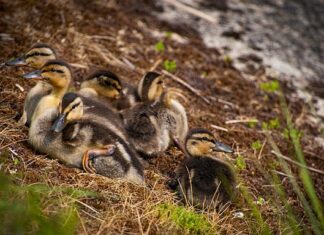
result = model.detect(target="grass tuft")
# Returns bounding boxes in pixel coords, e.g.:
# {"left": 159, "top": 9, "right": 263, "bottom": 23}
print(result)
{"left": 156, "top": 203, "right": 215, "bottom": 234}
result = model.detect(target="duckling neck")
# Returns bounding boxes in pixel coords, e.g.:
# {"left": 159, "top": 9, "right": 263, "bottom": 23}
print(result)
{"left": 52, "top": 86, "right": 68, "bottom": 98}
{"left": 31, "top": 86, "right": 67, "bottom": 122}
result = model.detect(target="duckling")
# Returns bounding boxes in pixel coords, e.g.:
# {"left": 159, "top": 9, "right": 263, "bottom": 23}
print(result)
{"left": 120, "top": 73, "right": 188, "bottom": 156}
{"left": 80, "top": 70, "right": 123, "bottom": 102}
{"left": 51, "top": 93, "right": 144, "bottom": 183}
{"left": 80, "top": 71, "right": 161, "bottom": 110}
{"left": 171, "top": 128, "right": 236, "bottom": 209}
{"left": 5, "top": 43, "right": 57, "bottom": 126}
{"left": 24, "top": 60, "right": 80, "bottom": 166}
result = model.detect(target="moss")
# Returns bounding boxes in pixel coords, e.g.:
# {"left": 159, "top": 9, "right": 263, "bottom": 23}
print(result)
{"left": 157, "top": 203, "right": 215, "bottom": 234}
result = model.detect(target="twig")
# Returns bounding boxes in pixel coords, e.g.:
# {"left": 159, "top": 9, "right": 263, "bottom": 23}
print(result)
{"left": 257, "top": 139, "right": 267, "bottom": 160}
{"left": 163, "top": 0, "right": 217, "bottom": 24}
{"left": 15, "top": 83, "right": 24, "bottom": 92}
{"left": 91, "top": 44, "right": 141, "bottom": 74}
{"left": 225, "top": 119, "right": 258, "bottom": 124}
{"left": 69, "top": 63, "right": 89, "bottom": 69}
{"left": 149, "top": 58, "right": 163, "bottom": 71}
{"left": 76, "top": 209, "right": 89, "bottom": 235}
{"left": 271, "top": 150, "right": 324, "bottom": 175}
{"left": 122, "top": 57, "right": 136, "bottom": 70}
{"left": 161, "top": 70, "right": 210, "bottom": 104}
{"left": 136, "top": 208, "right": 144, "bottom": 235}
{"left": 81, "top": 209, "right": 104, "bottom": 223}
{"left": 74, "top": 198, "right": 100, "bottom": 214}
{"left": 271, "top": 170, "right": 292, "bottom": 178}
{"left": 210, "top": 124, "right": 228, "bottom": 132}
{"left": 208, "top": 96, "right": 238, "bottom": 108}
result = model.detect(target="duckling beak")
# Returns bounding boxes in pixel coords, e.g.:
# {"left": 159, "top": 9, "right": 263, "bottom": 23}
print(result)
{"left": 213, "top": 141, "right": 233, "bottom": 153}
{"left": 22, "top": 70, "right": 42, "bottom": 79}
{"left": 5, "top": 56, "right": 27, "bottom": 66}
{"left": 51, "top": 113, "right": 67, "bottom": 132}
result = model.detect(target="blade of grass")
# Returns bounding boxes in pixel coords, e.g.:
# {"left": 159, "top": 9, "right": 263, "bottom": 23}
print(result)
{"left": 265, "top": 131, "right": 322, "bottom": 234}
{"left": 278, "top": 88, "right": 324, "bottom": 228}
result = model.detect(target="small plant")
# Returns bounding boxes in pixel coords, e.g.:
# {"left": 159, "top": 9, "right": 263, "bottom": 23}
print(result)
{"left": 247, "top": 119, "right": 258, "bottom": 128}
{"left": 235, "top": 155, "right": 246, "bottom": 170}
{"left": 165, "top": 31, "right": 173, "bottom": 39}
{"left": 163, "top": 59, "right": 177, "bottom": 73}
{"left": 13, "top": 158, "right": 20, "bottom": 165}
{"left": 154, "top": 40, "right": 165, "bottom": 53}
{"left": 262, "top": 118, "right": 280, "bottom": 130}
{"left": 269, "top": 118, "right": 280, "bottom": 129}
{"left": 255, "top": 197, "right": 266, "bottom": 206}
{"left": 260, "top": 81, "right": 279, "bottom": 93}
{"left": 157, "top": 203, "right": 214, "bottom": 234}
{"left": 223, "top": 55, "right": 232, "bottom": 66}
{"left": 0, "top": 173, "right": 81, "bottom": 235}
{"left": 251, "top": 140, "right": 262, "bottom": 151}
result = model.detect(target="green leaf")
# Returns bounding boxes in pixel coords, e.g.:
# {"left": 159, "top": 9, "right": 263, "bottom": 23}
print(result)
{"left": 163, "top": 59, "right": 177, "bottom": 73}
{"left": 260, "top": 81, "right": 279, "bottom": 93}
{"left": 154, "top": 41, "right": 165, "bottom": 53}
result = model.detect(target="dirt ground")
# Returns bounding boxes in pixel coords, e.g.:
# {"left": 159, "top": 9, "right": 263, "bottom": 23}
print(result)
{"left": 0, "top": 0, "right": 323, "bottom": 234}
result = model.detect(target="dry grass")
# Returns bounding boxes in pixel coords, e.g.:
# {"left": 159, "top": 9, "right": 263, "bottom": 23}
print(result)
{"left": 0, "top": 0, "right": 323, "bottom": 234}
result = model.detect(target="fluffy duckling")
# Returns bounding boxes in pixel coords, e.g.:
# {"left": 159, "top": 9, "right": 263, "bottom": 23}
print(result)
{"left": 80, "top": 70, "right": 137, "bottom": 110}
{"left": 120, "top": 73, "right": 188, "bottom": 156}
{"left": 80, "top": 71, "right": 161, "bottom": 110}
{"left": 6, "top": 43, "right": 57, "bottom": 126}
{"left": 172, "top": 128, "right": 236, "bottom": 209}
{"left": 80, "top": 70, "right": 123, "bottom": 102}
{"left": 24, "top": 60, "right": 82, "bottom": 166}
{"left": 51, "top": 93, "right": 144, "bottom": 184}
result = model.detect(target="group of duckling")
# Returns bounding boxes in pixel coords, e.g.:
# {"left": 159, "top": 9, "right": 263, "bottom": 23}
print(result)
{"left": 5, "top": 43, "right": 236, "bottom": 209}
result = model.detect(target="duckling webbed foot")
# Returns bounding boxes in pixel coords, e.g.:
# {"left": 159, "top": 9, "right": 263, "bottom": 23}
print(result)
{"left": 82, "top": 145, "right": 116, "bottom": 174}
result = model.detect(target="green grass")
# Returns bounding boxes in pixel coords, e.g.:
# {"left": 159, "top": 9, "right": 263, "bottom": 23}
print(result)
{"left": 277, "top": 88, "right": 324, "bottom": 232}
{"left": 257, "top": 80, "right": 323, "bottom": 234}
{"left": 260, "top": 81, "right": 279, "bottom": 93}
{"left": 0, "top": 173, "right": 98, "bottom": 235}
{"left": 156, "top": 203, "right": 215, "bottom": 234}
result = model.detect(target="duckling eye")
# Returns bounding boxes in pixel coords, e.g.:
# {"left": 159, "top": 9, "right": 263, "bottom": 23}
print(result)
{"left": 202, "top": 137, "right": 209, "bottom": 141}
{"left": 157, "top": 80, "right": 163, "bottom": 85}
{"left": 71, "top": 103, "right": 79, "bottom": 110}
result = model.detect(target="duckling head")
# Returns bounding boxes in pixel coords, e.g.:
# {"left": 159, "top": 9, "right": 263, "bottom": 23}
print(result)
{"left": 81, "top": 70, "right": 122, "bottom": 99}
{"left": 23, "top": 60, "right": 71, "bottom": 90}
{"left": 137, "top": 71, "right": 163, "bottom": 102}
{"left": 185, "top": 128, "right": 233, "bottom": 158}
{"left": 6, "top": 43, "right": 56, "bottom": 69}
{"left": 51, "top": 93, "right": 84, "bottom": 132}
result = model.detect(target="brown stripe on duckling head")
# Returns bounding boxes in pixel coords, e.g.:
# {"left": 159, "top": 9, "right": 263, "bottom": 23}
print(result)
{"left": 138, "top": 71, "right": 162, "bottom": 101}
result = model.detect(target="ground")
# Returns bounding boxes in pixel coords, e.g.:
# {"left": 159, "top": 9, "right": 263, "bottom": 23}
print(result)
{"left": 0, "top": 0, "right": 323, "bottom": 234}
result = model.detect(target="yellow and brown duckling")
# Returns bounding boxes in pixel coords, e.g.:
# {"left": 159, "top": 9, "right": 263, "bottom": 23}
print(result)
{"left": 24, "top": 60, "right": 82, "bottom": 166}
{"left": 51, "top": 93, "right": 144, "bottom": 184}
{"left": 80, "top": 71, "right": 162, "bottom": 110}
{"left": 5, "top": 43, "right": 57, "bottom": 126}
{"left": 170, "top": 128, "right": 236, "bottom": 209}
{"left": 80, "top": 70, "right": 123, "bottom": 102}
